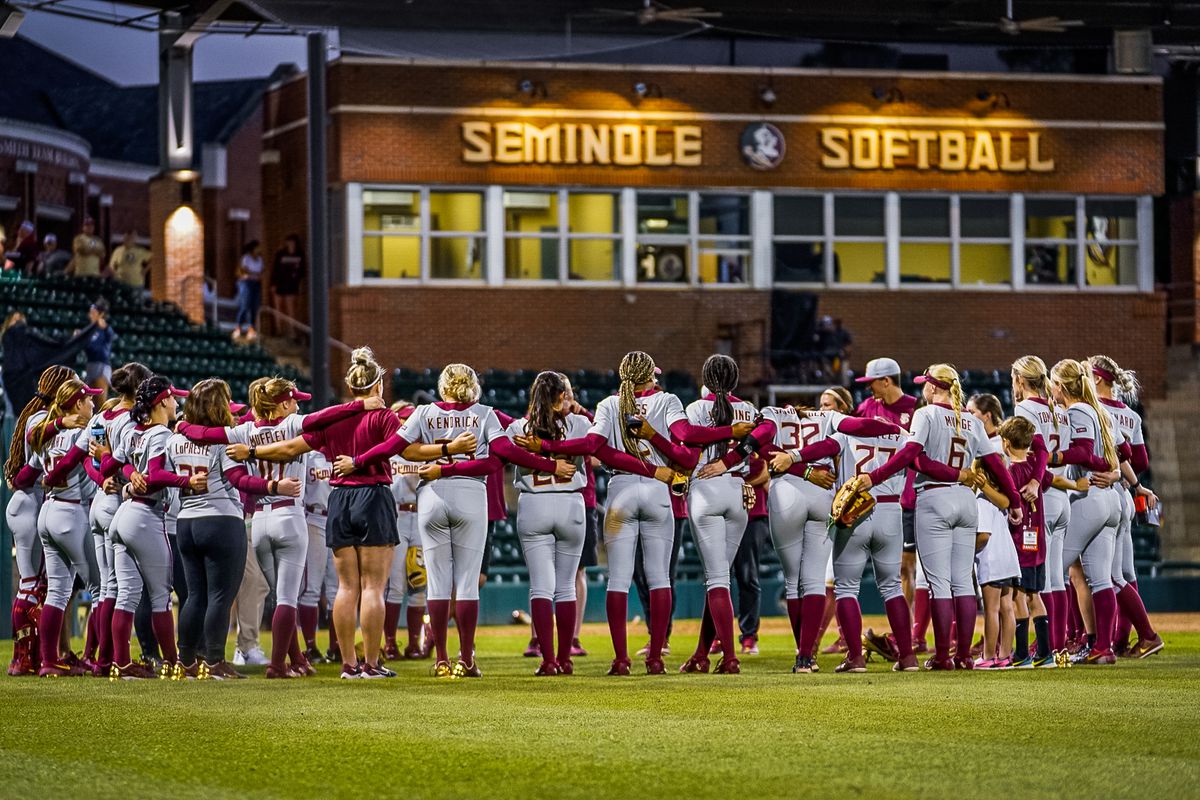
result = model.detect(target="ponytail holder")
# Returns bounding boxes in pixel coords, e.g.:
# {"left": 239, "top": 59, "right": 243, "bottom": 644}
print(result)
{"left": 33, "top": 391, "right": 50, "bottom": 402}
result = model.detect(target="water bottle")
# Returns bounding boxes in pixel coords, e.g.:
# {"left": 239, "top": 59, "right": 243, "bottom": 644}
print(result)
{"left": 90, "top": 418, "right": 106, "bottom": 470}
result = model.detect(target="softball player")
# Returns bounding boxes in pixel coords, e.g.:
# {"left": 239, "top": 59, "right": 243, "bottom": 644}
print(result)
{"left": 1011, "top": 355, "right": 1072, "bottom": 657}
{"left": 1089, "top": 355, "right": 1163, "bottom": 658}
{"left": 301, "top": 448, "right": 333, "bottom": 662}
{"left": 851, "top": 364, "right": 1022, "bottom": 670}
{"left": 16, "top": 378, "right": 102, "bottom": 675}
{"left": 4, "top": 365, "right": 81, "bottom": 675}
{"left": 1047, "top": 359, "right": 1123, "bottom": 665}
{"left": 109, "top": 377, "right": 201, "bottom": 679}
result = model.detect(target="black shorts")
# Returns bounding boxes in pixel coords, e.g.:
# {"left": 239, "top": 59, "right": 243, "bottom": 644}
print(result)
{"left": 480, "top": 520, "right": 497, "bottom": 577}
{"left": 579, "top": 507, "right": 599, "bottom": 568}
{"left": 1018, "top": 564, "right": 1046, "bottom": 594}
{"left": 327, "top": 485, "right": 399, "bottom": 550}
{"left": 902, "top": 507, "right": 916, "bottom": 552}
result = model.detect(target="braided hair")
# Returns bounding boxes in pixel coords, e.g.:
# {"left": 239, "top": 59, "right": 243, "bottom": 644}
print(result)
{"left": 926, "top": 363, "right": 964, "bottom": 435}
{"left": 701, "top": 354, "right": 739, "bottom": 427}
{"left": 1087, "top": 354, "right": 1140, "bottom": 404}
{"left": 130, "top": 376, "right": 172, "bottom": 425}
{"left": 5, "top": 364, "right": 76, "bottom": 483}
{"left": 617, "top": 351, "right": 656, "bottom": 458}
{"left": 526, "top": 371, "right": 567, "bottom": 441}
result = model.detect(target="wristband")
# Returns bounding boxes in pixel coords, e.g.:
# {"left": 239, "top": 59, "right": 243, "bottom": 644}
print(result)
{"left": 1130, "top": 481, "right": 1140, "bottom": 491}
{"left": 733, "top": 438, "right": 756, "bottom": 460}
{"left": 249, "top": 446, "right": 258, "bottom": 460}
{"left": 269, "top": 480, "right": 278, "bottom": 494}
{"left": 441, "top": 443, "right": 450, "bottom": 458}
{"left": 803, "top": 465, "right": 813, "bottom": 481}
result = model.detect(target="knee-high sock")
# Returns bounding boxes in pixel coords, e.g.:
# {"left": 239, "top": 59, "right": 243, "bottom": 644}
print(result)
{"left": 1033, "top": 615, "right": 1050, "bottom": 659}
{"left": 554, "top": 600, "right": 577, "bottom": 665}
{"left": 298, "top": 605, "right": 319, "bottom": 649}
{"left": 693, "top": 598, "right": 715, "bottom": 659}
{"left": 1040, "top": 592, "right": 1059, "bottom": 650}
{"left": 818, "top": 586, "right": 838, "bottom": 642}
{"left": 912, "top": 588, "right": 931, "bottom": 643}
{"left": 706, "top": 588, "right": 735, "bottom": 661}
{"left": 786, "top": 598, "right": 801, "bottom": 648}
{"left": 1092, "top": 588, "right": 1117, "bottom": 653}
{"left": 427, "top": 599, "right": 450, "bottom": 663}
{"left": 1116, "top": 583, "right": 1156, "bottom": 642}
{"left": 531, "top": 598, "right": 555, "bottom": 666}
{"left": 796, "top": 593, "right": 827, "bottom": 658}
{"left": 836, "top": 597, "right": 863, "bottom": 660}
{"left": 38, "top": 605, "right": 64, "bottom": 666}
{"left": 1050, "top": 590, "right": 1068, "bottom": 650}
{"left": 150, "top": 610, "right": 177, "bottom": 663}
{"left": 884, "top": 595, "right": 914, "bottom": 658}
{"left": 383, "top": 601, "right": 402, "bottom": 644}
{"left": 455, "top": 599, "right": 479, "bottom": 663}
{"left": 953, "top": 596, "right": 977, "bottom": 661}
{"left": 406, "top": 605, "right": 425, "bottom": 650}
{"left": 112, "top": 608, "right": 134, "bottom": 666}
{"left": 606, "top": 591, "right": 628, "bottom": 662}
{"left": 83, "top": 609, "right": 99, "bottom": 660}
{"left": 1067, "top": 584, "right": 1084, "bottom": 638}
{"left": 1014, "top": 617, "right": 1030, "bottom": 662}
{"left": 647, "top": 588, "right": 672, "bottom": 662}
{"left": 97, "top": 598, "right": 115, "bottom": 665}
{"left": 931, "top": 598, "right": 954, "bottom": 661}
{"left": 268, "top": 605, "right": 296, "bottom": 669}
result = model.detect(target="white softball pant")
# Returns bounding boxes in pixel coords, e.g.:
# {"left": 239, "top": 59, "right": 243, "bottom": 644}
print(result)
{"left": 914, "top": 485, "right": 979, "bottom": 600}
{"left": 386, "top": 511, "right": 423, "bottom": 604}
{"left": 418, "top": 478, "right": 487, "bottom": 602}
{"left": 112, "top": 500, "right": 171, "bottom": 614}
{"left": 832, "top": 501, "right": 904, "bottom": 602}
{"left": 517, "top": 491, "right": 586, "bottom": 602}
{"left": 7, "top": 488, "right": 44, "bottom": 600}
{"left": 252, "top": 505, "right": 308, "bottom": 608}
{"left": 89, "top": 491, "right": 120, "bottom": 601}
{"left": 1110, "top": 487, "right": 1137, "bottom": 588}
{"left": 300, "top": 522, "right": 327, "bottom": 606}
{"left": 767, "top": 474, "right": 832, "bottom": 600}
{"left": 323, "top": 549, "right": 338, "bottom": 606}
{"left": 603, "top": 474, "right": 674, "bottom": 593}
{"left": 1063, "top": 487, "right": 1120, "bottom": 593}
{"left": 687, "top": 475, "right": 748, "bottom": 591}
{"left": 37, "top": 498, "right": 95, "bottom": 610}
{"left": 1042, "top": 488, "right": 1070, "bottom": 593}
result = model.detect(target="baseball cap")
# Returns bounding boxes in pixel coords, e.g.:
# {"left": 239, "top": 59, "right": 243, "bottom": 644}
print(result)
{"left": 43, "top": 233, "right": 56, "bottom": 245}
{"left": 855, "top": 357, "right": 901, "bottom": 383}
{"left": 273, "top": 387, "right": 312, "bottom": 403}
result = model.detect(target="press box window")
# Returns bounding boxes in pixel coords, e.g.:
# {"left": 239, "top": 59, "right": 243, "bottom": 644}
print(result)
{"left": 899, "top": 196, "right": 950, "bottom": 284}
{"left": 362, "top": 190, "right": 419, "bottom": 280}
{"left": 959, "top": 196, "right": 1010, "bottom": 286}
{"left": 503, "top": 191, "right": 558, "bottom": 281}
{"left": 698, "top": 194, "right": 749, "bottom": 284}
{"left": 773, "top": 194, "right": 825, "bottom": 284}
{"left": 1084, "top": 199, "right": 1137, "bottom": 287}
{"left": 567, "top": 192, "right": 620, "bottom": 282}
{"left": 637, "top": 192, "right": 689, "bottom": 283}
{"left": 833, "top": 195, "right": 884, "bottom": 284}
{"left": 429, "top": 191, "right": 485, "bottom": 280}
{"left": 1025, "top": 197, "right": 1076, "bottom": 286}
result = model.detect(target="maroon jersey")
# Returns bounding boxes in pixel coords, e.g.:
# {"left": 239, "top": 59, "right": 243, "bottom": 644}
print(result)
{"left": 856, "top": 394, "right": 919, "bottom": 431}
{"left": 303, "top": 409, "right": 401, "bottom": 486}
{"left": 1007, "top": 458, "right": 1047, "bottom": 568}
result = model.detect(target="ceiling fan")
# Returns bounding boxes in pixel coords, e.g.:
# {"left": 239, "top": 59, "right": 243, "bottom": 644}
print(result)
{"left": 584, "top": 0, "right": 723, "bottom": 26}
{"left": 948, "top": 0, "right": 1084, "bottom": 35}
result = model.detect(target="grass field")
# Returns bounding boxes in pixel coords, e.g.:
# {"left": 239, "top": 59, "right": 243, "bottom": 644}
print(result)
{"left": 3, "top": 615, "right": 1200, "bottom": 800}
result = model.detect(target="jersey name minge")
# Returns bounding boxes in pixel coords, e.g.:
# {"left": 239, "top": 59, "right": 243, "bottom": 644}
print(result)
{"left": 907, "top": 405, "right": 996, "bottom": 492}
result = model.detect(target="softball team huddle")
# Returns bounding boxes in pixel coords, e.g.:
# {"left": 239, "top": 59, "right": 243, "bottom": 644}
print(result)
{"left": 3, "top": 345, "right": 1162, "bottom": 680}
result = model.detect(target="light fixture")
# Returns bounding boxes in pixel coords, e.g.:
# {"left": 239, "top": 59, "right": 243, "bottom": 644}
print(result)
{"left": 172, "top": 169, "right": 199, "bottom": 182}
{"left": 516, "top": 78, "right": 546, "bottom": 97}
{"left": 871, "top": 86, "right": 904, "bottom": 103}
{"left": 974, "top": 90, "right": 1010, "bottom": 109}
{"left": 644, "top": 218, "right": 670, "bottom": 230}
{"left": 633, "top": 81, "right": 662, "bottom": 99}
{"left": 758, "top": 85, "right": 777, "bottom": 106}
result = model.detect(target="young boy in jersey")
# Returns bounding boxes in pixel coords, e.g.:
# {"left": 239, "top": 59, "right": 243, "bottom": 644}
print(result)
{"left": 998, "top": 417, "right": 1055, "bottom": 668}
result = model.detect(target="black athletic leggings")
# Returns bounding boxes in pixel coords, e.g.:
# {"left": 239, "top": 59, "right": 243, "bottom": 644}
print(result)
{"left": 177, "top": 516, "right": 247, "bottom": 664}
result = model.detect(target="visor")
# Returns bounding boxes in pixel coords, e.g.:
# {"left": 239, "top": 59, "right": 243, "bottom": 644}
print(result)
{"left": 152, "top": 386, "right": 190, "bottom": 406}
{"left": 1090, "top": 365, "right": 1115, "bottom": 384}
{"left": 913, "top": 373, "right": 951, "bottom": 390}
{"left": 272, "top": 388, "right": 312, "bottom": 404}
{"left": 65, "top": 385, "right": 103, "bottom": 407}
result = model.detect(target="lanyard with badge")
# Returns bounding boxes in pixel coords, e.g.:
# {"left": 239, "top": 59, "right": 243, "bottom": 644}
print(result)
{"left": 1021, "top": 500, "right": 1038, "bottom": 553}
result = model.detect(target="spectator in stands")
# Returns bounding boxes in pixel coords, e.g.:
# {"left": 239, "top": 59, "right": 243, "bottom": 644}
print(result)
{"left": 69, "top": 216, "right": 105, "bottom": 278}
{"left": 6, "top": 221, "right": 39, "bottom": 275}
{"left": 108, "top": 231, "right": 151, "bottom": 289}
{"left": 270, "top": 234, "right": 305, "bottom": 327}
{"left": 37, "top": 234, "right": 71, "bottom": 277}
{"left": 235, "top": 240, "right": 264, "bottom": 341}
{"left": 81, "top": 298, "right": 116, "bottom": 400}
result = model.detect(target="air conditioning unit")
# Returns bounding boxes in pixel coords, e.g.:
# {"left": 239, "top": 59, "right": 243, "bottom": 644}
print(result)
{"left": 638, "top": 245, "right": 688, "bottom": 282}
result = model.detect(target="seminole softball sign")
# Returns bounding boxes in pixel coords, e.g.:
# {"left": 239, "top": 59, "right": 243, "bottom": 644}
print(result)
{"left": 818, "top": 127, "right": 1055, "bottom": 173}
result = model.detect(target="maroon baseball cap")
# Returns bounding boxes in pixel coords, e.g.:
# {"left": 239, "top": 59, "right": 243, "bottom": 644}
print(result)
{"left": 273, "top": 388, "right": 312, "bottom": 403}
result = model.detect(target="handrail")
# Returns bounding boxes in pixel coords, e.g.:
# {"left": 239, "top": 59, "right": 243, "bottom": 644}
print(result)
{"left": 257, "top": 305, "right": 354, "bottom": 355}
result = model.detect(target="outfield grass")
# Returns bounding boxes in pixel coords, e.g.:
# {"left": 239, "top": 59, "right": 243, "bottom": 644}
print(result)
{"left": 2, "top": 615, "right": 1199, "bottom": 800}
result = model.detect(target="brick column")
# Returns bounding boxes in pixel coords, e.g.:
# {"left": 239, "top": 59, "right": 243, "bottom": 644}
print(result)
{"left": 149, "top": 175, "right": 205, "bottom": 322}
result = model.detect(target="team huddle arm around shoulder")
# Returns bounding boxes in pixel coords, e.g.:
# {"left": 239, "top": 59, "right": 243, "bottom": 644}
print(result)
{"left": 913, "top": 454, "right": 962, "bottom": 483}
{"left": 1056, "top": 438, "right": 1110, "bottom": 471}
{"left": 83, "top": 457, "right": 105, "bottom": 486}
{"left": 354, "top": 434, "right": 410, "bottom": 470}
{"left": 491, "top": 436, "right": 557, "bottom": 472}
{"left": 440, "top": 454, "right": 501, "bottom": 478}
{"left": 836, "top": 417, "right": 901, "bottom": 438}
{"left": 540, "top": 432, "right": 605, "bottom": 456}
{"left": 99, "top": 452, "right": 123, "bottom": 478}
{"left": 12, "top": 463, "right": 41, "bottom": 490}
{"left": 494, "top": 410, "right": 516, "bottom": 428}
{"left": 176, "top": 420, "right": 231, "bottom": 444}
{"left": 867, "top": 441, "right": 923, "bottom": 486}
{"left": 978, "top": 452, "right": 1022, "bottom": 508}
{"left": 668, "top": 419, "right": 734, "bottom": 446}
{"left": 650, "top": 431, "right": 700, "bottom": 470}
{"left": 42, "top": 447, "right": 86, "bottom": 487}
{"left": 719, "top": 418, "right": 778, "bottom": 469}
{"left": 1117, "top": 440, "right": 1132, "bottom": 464}
{"left": 1029, "top": 433, "right": 1049, "bottom": 483}
{"left": 144, "top": 454, "right": 191, "bottom": 491}
{"left": 1130, "top": 444, "right": 1150, "bottom": 477}
{"left": 225, "top": 465, "right": 270, "bottom": 495}
{"left": 300, "top": 400, "right": 367, "bottom": 432}
{"left": 595, "top": 443, "right": 658, "bottom": 477}
{"left": 794, "top": 436, "right": 840, "bottom": 464}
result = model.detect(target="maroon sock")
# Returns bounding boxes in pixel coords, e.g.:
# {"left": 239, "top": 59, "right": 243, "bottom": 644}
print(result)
{"left": 786, "top": 598, "right": 801, "bottom": 648}
{"left": 83, "top": 608, "right": 99, "bottom": 660}
{"left": 605, "top": 591, "right": 628, "bottom": 661}
{"left": 1041, "top": 592, "right": 1059, "bottom": 650}
{"left": 456, "top": 600, "right": 479, "bottom": 663}
{"left": 953, "top": 596, "right": 977, "bottom": 660}
{"left": 298, "top": 604, "right": 319, "bottom": 648}
{"left": 406, "top": 605, "right": 425, "bottom": 650}
{"left": 692, "top": 597, "right": 715, "bottom": 659}
{"left": 797, "top": 593, "right": 827, "bottom": 658}
{"left": 884, "top": 595, "right": 914, "bottom": 658}
{"left": 1116, "top": 583, "right": 1155, "bottom": 641}
{"left": 1092, "top": 588, "right": 1117, "bottom": 652}
{"left": 554, "top": 600, "right": 577, "bottom": 664}
{"left": 112, "top": 608, "right": 134, "bottom": 665}
{"left": 150, "top": 610, "right": 177, "bottom": 663}
{"left": 428, "top": 599, "right": 450, "bottom": 662}
{"left": 383, "top": 601, "right": 402, "bottom": 645}
{"left": 1067, "top": 585, "right": 1084, "bottom": 638}
{"left": 10, "top": 597, "right": 28, "bottom": 641}
{"left": 530, "top": 598, "right": 555, "bottom": 665}
{"left": 912, "top": 588, "right": 931, "bottom": 642}
{"left": 1051, "top": 590, "right": 1068, "bottom": 649}
{"left": 97, "top": 599, "right": 115, "bottom": 665}
{"left": 38, "top": 605, "right": 64, "bottom": 666}
{"left": 931, "top": 598, "right": 954, "bottom": 661}
{"left": 836, "top": 597, "right": 863, "bottom": 659}
{"left": 269, "top": 605, "right": 296, "bottom": 669}
{"left": 707, "top": 588, "right": 736, "bottom": 661}
{"left": 648, "top": 587, "right": 672, "bottom": 661}
{"left": 818, "top": 586, "right": 837, "bottom": 642}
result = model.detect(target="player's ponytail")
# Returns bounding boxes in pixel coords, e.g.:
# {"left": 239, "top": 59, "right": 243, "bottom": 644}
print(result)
{"left": 30, "top": 378, "right": 88, "bottom": 454}
{"left": 438, "top": 363, "right": 481, "bottom": 404}
{"left": 925, "top": 363, "right": 963, "bottom": 435}
{"left": 617, "top": 350, "right": 656, "bottom": 458}
{"left": 701, "top": 354, "right": 738, "bottom": 427}
{"left": 1088, "top": 354, "right": 1140, "bottom": 404}
{"left": 5, "top": 364, "right": 75, "bottom": 483}
{"left": 346, "top": 346, "right": 383, "bottom": 396}
{"left": 249, "top": 376, "right": 292, "bottom": 420}
{"left": 526, "top": 371, "right": 567, "bottom": 441}
{"left": 131, "top": 376, "right": 172, "bottom": 425}
{"left": 1052, "top": 358, "right": 1118, "bottom": 470}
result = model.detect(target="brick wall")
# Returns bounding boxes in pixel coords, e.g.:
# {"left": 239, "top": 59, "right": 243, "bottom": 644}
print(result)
{"left": 149, "top": 176, "right": 205, "bottom": 322}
